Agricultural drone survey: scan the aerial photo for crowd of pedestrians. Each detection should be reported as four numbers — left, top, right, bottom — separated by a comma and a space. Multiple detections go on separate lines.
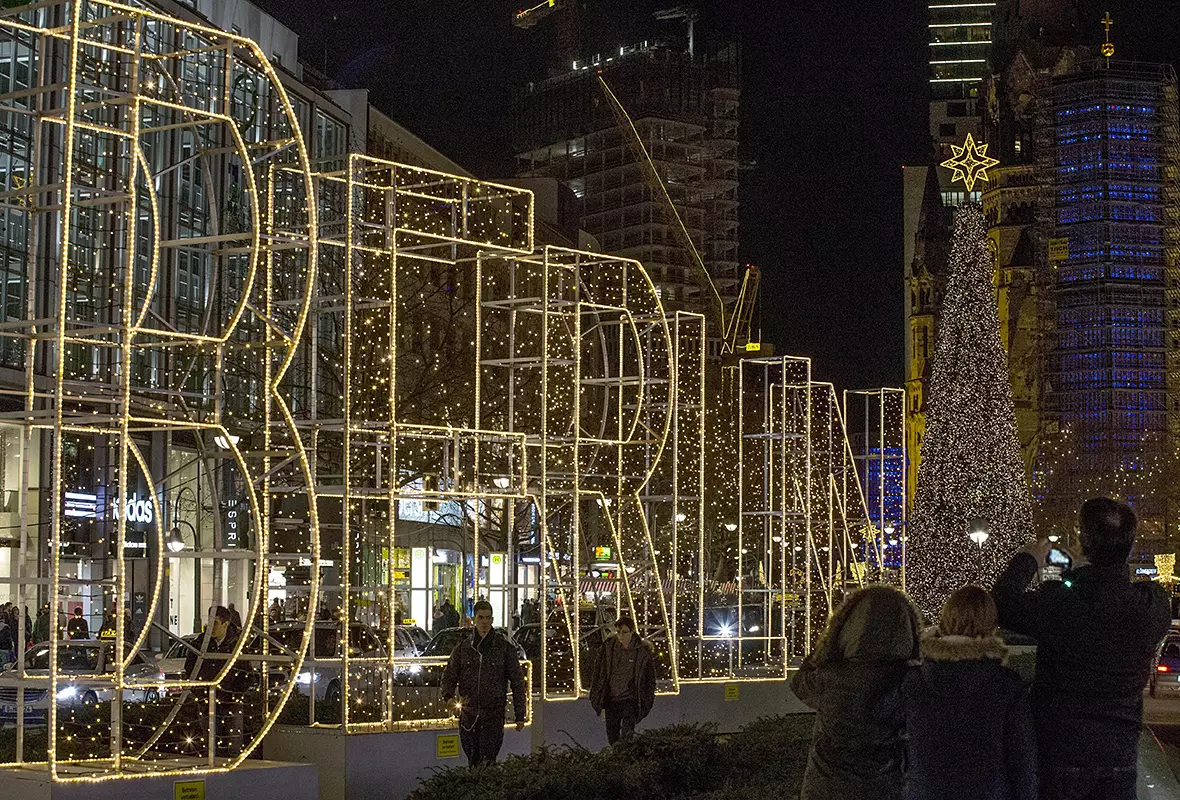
792, 496, 1171, 800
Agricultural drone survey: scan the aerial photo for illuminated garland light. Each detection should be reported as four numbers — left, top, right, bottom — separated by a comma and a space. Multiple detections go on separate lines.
908, 204, 1033, 619
0, 0, 897, 783
0, 0, 321, 782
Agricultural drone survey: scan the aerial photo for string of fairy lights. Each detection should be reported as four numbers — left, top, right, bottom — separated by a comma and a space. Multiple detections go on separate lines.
0, 0, 888, 783
908, 204, 1034, 619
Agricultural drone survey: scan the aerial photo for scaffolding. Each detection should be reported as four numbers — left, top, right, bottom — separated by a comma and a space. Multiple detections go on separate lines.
1042, 60, 1180, 535
0, 0, 319, 778
844, 389, 908, 587
0, 0, 891, 782
513, 41, 742, 322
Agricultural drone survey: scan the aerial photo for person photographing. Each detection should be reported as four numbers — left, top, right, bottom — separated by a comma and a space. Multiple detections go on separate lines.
441, 600, 526, 767
993, 497, 1171, 800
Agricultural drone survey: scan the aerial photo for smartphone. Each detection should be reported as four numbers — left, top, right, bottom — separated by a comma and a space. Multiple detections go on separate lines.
1047, 547, 1072, 569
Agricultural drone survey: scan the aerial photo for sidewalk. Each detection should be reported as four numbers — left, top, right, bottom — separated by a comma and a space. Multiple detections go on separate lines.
1141, 730, 1180, 799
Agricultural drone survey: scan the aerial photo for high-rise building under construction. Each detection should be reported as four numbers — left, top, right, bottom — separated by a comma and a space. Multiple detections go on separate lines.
1039, 60, 1180, 537
511, 6, 741, 343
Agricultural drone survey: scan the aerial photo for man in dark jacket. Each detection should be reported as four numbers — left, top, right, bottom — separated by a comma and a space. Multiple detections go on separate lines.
588, 615, 656, 743
441, 600, 526, 767
66, 608, 89, 640
185, 606, 251, 755
993, 497, 1171, 800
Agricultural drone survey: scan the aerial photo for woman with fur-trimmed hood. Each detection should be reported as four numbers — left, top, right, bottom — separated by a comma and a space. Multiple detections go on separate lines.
790, 585, 921, 800
901, 585, 1037, 800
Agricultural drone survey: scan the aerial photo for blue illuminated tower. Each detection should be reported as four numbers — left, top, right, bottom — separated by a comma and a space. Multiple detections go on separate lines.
1043, 60, 1180, 542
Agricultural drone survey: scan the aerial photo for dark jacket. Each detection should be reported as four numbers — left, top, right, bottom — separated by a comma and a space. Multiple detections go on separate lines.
67, 616, 89, 640
441, 629, 527, 724
790, 585, 921, 800
588, 634, 657, 719
993, 553, 1171, 768
902, 633, 1037, 800
184, 629, 251, 693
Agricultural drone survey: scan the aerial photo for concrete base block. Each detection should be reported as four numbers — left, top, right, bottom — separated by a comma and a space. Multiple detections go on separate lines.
264, 679, 809, 800
264, 724, 531, 800
0, 759, 318, 800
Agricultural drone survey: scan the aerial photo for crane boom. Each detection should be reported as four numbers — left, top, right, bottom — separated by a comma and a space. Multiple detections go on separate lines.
595, 72, 728, 340
724, 264, 760, 351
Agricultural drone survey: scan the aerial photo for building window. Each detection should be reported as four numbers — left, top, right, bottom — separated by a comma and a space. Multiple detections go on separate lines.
947, 102, 968, 117
939, 123, 957, 138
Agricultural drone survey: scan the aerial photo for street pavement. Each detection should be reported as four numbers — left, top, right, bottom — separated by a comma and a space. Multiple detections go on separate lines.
1142, 689, 1180, 797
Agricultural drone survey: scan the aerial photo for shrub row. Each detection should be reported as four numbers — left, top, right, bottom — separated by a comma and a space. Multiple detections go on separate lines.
406, 714, 814, 800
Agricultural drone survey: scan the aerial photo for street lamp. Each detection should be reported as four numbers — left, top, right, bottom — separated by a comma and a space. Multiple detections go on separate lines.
723, 522, 737, 533
493, 476, 510, 490
213, 433, 240, 451
967, 517, 991, 548
166, 526, 187, 553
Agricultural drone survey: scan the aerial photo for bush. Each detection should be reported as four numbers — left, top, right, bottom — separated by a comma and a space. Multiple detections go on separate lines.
405, 716, 812, 800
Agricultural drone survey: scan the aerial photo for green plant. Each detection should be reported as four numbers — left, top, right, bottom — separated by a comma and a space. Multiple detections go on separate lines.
405, 716, 811, 800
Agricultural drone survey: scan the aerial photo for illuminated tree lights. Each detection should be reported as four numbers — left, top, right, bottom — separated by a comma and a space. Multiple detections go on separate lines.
908, 204, 1033, 618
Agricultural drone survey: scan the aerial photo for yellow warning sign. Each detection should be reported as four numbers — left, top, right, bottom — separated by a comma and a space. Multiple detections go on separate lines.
175, 780, 205, 800
1048, 237, 1069, 261
437, 734, 461, 758
724, 684, 739, 702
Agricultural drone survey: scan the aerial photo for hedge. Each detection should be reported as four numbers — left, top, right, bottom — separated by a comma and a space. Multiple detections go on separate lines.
405, 714, 814, 800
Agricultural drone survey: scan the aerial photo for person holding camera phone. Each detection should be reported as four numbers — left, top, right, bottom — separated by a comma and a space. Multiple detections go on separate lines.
992, 497, 1171, 800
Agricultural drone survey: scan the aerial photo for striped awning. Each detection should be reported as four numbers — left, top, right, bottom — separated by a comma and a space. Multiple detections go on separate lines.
578, 577, 676, 593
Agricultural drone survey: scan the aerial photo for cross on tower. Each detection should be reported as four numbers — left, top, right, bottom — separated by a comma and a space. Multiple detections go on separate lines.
1099, 11, 1115, 60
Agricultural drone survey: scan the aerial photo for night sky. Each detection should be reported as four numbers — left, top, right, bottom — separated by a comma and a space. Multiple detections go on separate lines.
257, 0, 1178, 391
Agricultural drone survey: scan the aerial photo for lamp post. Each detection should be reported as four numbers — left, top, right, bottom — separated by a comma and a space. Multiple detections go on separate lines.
967, 517, 990, 582
169, 486, 201, 632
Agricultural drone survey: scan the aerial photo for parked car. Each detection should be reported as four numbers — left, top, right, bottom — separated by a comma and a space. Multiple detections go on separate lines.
154, 634, 202, 680
421, 626, 527, 661
270, 621, 386, 704
417, 627, 527, 685
375, 625, 430, 685
0, 640, 167, 723
1151, 635, 1180, 696
515, 621, 614, 687
399, 625, 430, 654
154, 631, 291, 693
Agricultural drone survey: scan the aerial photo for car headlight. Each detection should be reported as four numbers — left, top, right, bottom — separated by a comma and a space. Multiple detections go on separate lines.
56, 686, 77, 701
718, 626, 735, 638
296, 671, 317, 685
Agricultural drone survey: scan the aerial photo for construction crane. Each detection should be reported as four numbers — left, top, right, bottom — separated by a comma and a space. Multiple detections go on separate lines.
514, 3, 762, 356
596, 72, 761, 355
514, 0, 569, 29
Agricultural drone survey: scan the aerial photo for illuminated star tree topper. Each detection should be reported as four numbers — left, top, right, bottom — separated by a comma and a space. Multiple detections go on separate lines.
908, 203, 1033, 619
940, 133, 1000, 193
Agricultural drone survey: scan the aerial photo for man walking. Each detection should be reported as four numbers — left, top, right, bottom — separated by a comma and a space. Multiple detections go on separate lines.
441, 600, 526, 767
589, 615, 656, 744
993, 497, 1171, 800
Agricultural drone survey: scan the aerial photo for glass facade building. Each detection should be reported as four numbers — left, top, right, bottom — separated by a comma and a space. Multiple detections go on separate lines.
928, 1, 995, 101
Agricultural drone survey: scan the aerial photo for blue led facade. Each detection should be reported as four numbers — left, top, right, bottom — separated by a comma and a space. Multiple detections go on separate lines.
859, 446, 906, 569
1048, 63, 1179, 526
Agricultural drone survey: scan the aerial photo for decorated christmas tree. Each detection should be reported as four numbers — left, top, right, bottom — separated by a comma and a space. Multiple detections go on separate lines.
908, 203, 1033, 619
